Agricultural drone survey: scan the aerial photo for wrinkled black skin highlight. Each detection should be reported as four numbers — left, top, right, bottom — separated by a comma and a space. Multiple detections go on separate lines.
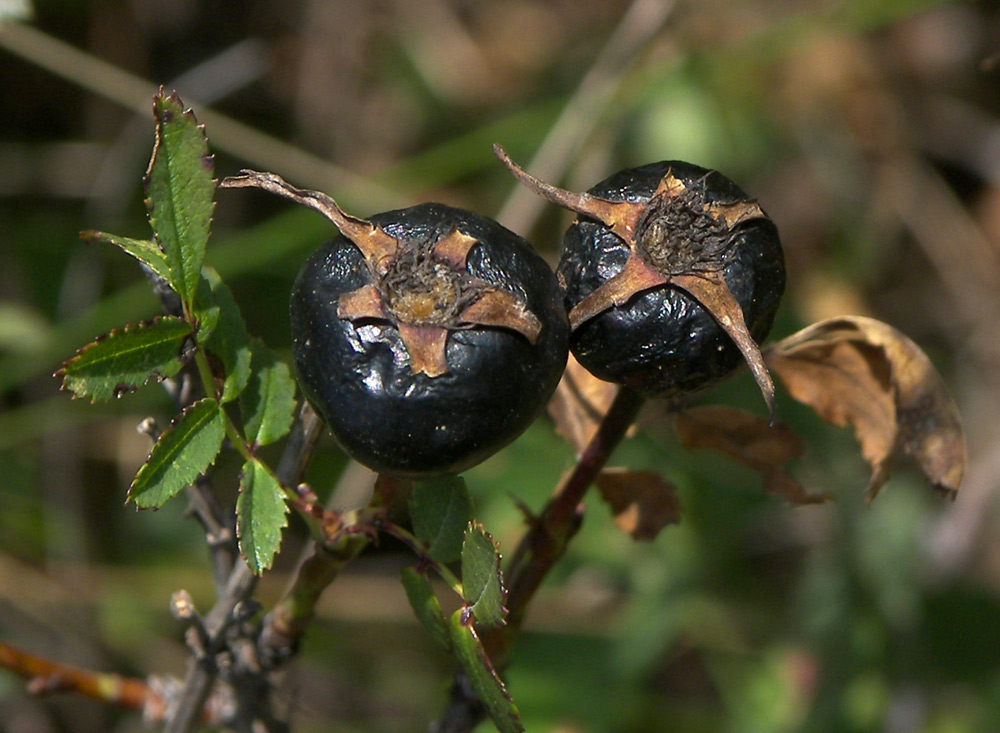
291, 203, 569, 478
557, 161, 785, 399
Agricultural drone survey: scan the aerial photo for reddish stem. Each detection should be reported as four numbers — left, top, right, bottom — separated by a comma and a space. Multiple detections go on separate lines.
0, 639, 191, 723
486, 385, 645, 659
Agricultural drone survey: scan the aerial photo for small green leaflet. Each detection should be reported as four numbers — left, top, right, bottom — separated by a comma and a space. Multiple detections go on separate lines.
237, 457, 288, 574
198, 268, 251, 403
401, 567, 451, 652
410, 476, 473, 565
241, 340, 296, 447
145, 89, 215, 307
461, 523, 507, 628
128, 398, 225, 508
448, 609, 523, 733
57, 316, 192, 402
81, 231, 170, 282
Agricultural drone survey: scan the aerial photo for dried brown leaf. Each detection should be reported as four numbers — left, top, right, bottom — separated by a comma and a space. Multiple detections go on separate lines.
764, 316, 965, 502
547, 353, 620, 455
673, 405, 830, 505
595, 468, 681, 541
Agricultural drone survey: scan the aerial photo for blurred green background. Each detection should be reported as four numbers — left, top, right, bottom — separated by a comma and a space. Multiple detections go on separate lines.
2, 0, 999, 731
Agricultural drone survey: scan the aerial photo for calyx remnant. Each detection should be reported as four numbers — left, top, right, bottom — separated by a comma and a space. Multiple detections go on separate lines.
494, 144, 776, 417
221, 170, 541, 378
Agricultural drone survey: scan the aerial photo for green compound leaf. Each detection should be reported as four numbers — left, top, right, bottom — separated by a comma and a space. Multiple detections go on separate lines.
461, 523, 507, 629
410, 476, 473, 565
57, 316, 192, 402
401, 567, 451, 652
198, 268, 251, 403
448, 609, 523, 733
128, 398, 225, 508
237, 457, 289, 574
145, 89, 215, 307
81, 231, 170, 282
241, 340, 296, 447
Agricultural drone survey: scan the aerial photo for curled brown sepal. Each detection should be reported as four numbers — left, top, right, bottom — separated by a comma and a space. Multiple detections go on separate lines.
494, 144, 775, 416
672, 271, 776, 422
493, 144, 642, 240
219, 169, 398, 269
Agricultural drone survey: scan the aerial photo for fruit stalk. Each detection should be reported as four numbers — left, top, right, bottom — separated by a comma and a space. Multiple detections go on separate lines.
486, 385, 645, 661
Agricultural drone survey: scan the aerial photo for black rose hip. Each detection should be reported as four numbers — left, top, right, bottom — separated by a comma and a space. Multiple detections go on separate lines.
221, 171, 568, 478
495, 145, 784, 415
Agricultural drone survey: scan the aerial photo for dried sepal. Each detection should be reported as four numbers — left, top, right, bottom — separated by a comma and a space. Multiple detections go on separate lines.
493, 143, 642, 240
671, 271, 776, 421
223, 170, 547, 378
567, 255, 669, 330
220, 169, 397, 265
396, 323, 451, 378
458, 290, 542, 344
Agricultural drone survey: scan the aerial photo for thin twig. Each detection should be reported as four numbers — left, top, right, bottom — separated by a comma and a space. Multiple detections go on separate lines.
496, 386, 645, 642
0, 640, 176, 723
165, 402, 323, 733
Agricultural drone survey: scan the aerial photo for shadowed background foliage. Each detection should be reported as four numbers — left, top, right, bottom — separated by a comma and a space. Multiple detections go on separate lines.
1, 1, 999, 730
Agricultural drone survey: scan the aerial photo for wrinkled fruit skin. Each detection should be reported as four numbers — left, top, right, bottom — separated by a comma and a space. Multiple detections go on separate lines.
291, 203, 568, 478
558, 161, 785, 399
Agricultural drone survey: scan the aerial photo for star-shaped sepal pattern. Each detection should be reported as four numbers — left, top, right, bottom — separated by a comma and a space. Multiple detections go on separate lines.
494, 145, 776, 418
221, 171, 541, 378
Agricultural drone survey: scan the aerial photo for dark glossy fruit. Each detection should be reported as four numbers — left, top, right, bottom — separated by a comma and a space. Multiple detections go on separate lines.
223, 171, 568, 478
496, 147, 784, 414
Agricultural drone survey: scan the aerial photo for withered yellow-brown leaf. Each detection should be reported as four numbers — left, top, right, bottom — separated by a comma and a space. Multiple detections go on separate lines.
764, 316, 965, 502
547, 353, 620, 456
595, 468, 681, 541
673, 405, 830, 505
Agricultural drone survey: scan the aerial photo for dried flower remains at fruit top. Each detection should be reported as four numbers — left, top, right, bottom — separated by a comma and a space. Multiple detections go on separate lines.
494, 144, 780, 417
221, 170, 541, 377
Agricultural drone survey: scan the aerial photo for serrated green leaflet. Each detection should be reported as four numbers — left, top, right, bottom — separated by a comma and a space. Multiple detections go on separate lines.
241, 340, 296, 447
237, 457, 288, 574
58, 316, 192, 402
129, 398, 224, 508
200, 268, 251, 403
146, 90, 215, 307
401, 567, 451, 651
81, 231, 170, 281
461, 524, 506, 628
410, 476, 472, 565
448, 609, 523, 733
